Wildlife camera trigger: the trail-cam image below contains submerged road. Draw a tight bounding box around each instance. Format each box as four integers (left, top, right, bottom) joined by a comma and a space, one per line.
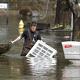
0, 22, 80, 80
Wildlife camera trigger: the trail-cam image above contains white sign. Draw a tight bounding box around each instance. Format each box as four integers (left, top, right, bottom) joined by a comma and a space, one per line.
62, 41, 80, 59
26, 40, 57, 59
0, 3, 8, 9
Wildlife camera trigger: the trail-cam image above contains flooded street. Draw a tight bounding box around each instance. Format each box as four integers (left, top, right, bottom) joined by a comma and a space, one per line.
0, 19, 80, 80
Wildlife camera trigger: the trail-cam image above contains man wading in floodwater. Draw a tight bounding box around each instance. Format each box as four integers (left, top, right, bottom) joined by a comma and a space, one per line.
11, 22, 41, 56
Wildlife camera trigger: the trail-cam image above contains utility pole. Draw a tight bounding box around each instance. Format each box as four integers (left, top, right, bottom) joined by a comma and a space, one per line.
70, 0, 78, 40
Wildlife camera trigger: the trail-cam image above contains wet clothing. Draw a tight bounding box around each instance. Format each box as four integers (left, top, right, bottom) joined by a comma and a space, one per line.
21, 28, 41, 56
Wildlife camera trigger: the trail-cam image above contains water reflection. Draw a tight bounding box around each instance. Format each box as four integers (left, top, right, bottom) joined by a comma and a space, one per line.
8, 57, 32, 76
56, 64, 63, 80
0, 55, 57, 80
0, 56, 32, 80
0, 54, 74, 80
28, 57, 56, 75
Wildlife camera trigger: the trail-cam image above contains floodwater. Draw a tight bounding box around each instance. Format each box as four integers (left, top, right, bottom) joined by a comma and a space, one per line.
0, 18, 80, 80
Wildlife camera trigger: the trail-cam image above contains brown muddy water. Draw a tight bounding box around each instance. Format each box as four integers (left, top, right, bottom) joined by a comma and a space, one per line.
0, 24, 80, 80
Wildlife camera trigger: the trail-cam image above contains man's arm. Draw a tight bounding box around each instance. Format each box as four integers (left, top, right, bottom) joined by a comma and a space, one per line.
11, 30, 26, 44
11, 35, 22, 44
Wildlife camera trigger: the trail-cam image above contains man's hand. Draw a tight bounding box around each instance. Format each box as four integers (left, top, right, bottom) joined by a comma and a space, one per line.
11, 41, 14, 44
10, 35, 21, 44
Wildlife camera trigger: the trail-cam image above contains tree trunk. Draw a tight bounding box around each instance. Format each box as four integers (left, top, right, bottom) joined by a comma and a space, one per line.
55, 0, 74, 26
55, 0, 62, 24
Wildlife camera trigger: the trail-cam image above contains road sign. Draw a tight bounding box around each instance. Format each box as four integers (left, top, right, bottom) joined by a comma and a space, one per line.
26, 40, 57, 59
62, 41, 80, 59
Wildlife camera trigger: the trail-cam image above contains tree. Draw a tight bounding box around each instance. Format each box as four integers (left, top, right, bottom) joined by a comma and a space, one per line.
55, 0, 76, 27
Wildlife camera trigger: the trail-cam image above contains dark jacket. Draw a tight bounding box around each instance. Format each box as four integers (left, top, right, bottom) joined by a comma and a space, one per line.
21, 28, 41, 49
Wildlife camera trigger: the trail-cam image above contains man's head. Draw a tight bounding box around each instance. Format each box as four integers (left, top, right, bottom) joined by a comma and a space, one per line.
30, 22, 37, 32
